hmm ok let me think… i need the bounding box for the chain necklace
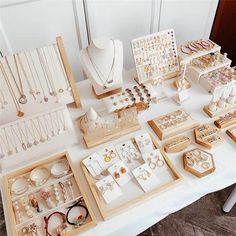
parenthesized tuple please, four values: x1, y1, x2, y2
(0, 61, 24, 117)
(0, 139, 5, 158)
(29, 119, 40, 145)
(0, 89, 8, 109)
(5, 55, 28, 104)
(49, 112, 56, 136)
(53, 44, 72, 92)
(57, 110, 66, 131)
(29, 51, 49, 102)
(16, 53, 36, 100)
(86, 39, 116, 89)
(0, 134, 11, 156)
(48, 46, 64, 93)
(36, 118, 46, 143)
(3, 128, 13, 155)
(10, 125, 19, 153)
(14, 124, 27, 150)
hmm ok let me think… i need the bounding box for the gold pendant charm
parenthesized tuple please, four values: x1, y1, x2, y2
(17, 111, 24, 117)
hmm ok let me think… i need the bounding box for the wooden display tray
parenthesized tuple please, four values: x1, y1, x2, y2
(214, 111, 236, 129)
(80, 134, 183, 220)
(148, 110, 198, 140)
(3, 152, 96, 236)
(226, 126, 236, 142)
(203, 103, 236, 118)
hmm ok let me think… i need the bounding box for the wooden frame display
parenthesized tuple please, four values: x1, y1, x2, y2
(203, 103, 236, 118)
(226, 126, 236, 142)
(148, 109, 198, 140)
(0, 36, 80, 125)
(3, 152, 96, 236)
(214, 110, 236, 129)
(80, 133, 183, 220)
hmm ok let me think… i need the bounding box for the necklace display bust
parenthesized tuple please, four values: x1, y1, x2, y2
(80, 37, 123, 98)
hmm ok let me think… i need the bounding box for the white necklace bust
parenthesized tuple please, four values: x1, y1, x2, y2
(80, 37, 123, 97)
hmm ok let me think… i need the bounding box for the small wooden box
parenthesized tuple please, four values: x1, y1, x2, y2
(81, 134, 183, 220)
(3, 152, 96, 236)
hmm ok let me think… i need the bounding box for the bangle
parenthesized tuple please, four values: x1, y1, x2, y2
(66, 199, 89, 228)
(44, 211, 67, 236)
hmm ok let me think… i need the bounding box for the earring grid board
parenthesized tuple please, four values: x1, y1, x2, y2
(0, 105, 77, 172)
(2, 152, 97, 236)
(80, 132, 183, 220)
(0, 36, 80, 125)
(131, 29, 180, 84)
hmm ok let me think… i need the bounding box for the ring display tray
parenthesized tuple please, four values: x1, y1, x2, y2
(0, 36, 80, 125)
(80, 132, 183, 220)
(226, 126, 236, 142)
(2, 152, 96, 236)
(148, 109, 198, 140)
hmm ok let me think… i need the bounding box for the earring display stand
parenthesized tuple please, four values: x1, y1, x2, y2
(148, 109, 198, 140)
(194, 124, 224, 149)
(80, 132, 182, 220)
(78, 107, 141, 148)
(183, 148, 215, 178)
(0, 106, 77, 171)
(164, 135, 191, 153)
(0, 36, 80, 125)
(131, 29, 180, 84)
(2, 152, 96, 236)
(226, 126, 236, 142)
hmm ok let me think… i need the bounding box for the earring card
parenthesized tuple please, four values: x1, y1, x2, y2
(80, 130, 183, 220)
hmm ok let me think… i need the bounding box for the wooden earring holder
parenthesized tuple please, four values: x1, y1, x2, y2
(194, 124, 224, 149)
(164, 135, 191, 153)
(183, 148, 215, 178)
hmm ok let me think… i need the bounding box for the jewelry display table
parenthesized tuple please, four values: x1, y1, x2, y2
(1, 70, 236, 236)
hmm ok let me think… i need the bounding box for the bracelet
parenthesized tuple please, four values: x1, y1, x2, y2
(44, 211, 67, 236)
(66, 199, 89, 228)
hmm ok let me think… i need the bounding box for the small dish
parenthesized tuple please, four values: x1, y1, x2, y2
(51, 159, 70, 178)
(30, 167, 50, 187)
(10, 176, 29, 195)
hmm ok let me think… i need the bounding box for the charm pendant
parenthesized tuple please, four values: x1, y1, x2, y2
(40, 137, 46, 143)
(22, 143, 27, 150)
(7, 150, 13, 156)
(15, 147, 19, 153)
(58, 88, 64, 93)
(19, 95, 27, 104)
(49, 91, 54, 96)
(33, 140, 39, 146)
(27, 142, 32, 148)
(44, 96, 49, 102)
(103, 86, 107, 89)
(108, 80, 113, 84)
(36, 91, 41, 95)
(29, 89, 36, 100)
(67, 87, 72, 92)
(17, 111, 24, 117)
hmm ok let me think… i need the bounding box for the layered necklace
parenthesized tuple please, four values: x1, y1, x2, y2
(86, 39, 116, 89)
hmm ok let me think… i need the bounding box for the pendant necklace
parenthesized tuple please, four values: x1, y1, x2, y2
(5, 55, 28, 104)
(86, 39, 116, 89)
(0, 61, 24, 117)
(57, 110, 66, 131)
(3, 128, 14, 155)
(16, 53, 36, 100)
(22, 121, 33, 148)
(12, 124, 27, 150)
(29, 119, 40, 145)
(24, 52, 42, 100)
(0, 89, 8, 109)
(37, 48, 54, 97)
(43, 115, 51, 141)
(0, 139, 5, 158)
(48, 46, 64, 93)
(55, 111, 62, 134)
(53, 44, 72, 92)
(0, 134, 11, 156)
(10, 125, 19, 153)
(29, 51, 49, 102)
(49, 112, 56, 136)
(35, 118, 46, 143)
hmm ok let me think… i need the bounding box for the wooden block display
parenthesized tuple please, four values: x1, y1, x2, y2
(194, 124, 224, 149)
(164, 135, 191, 153)
(131, 29, 180, 84)
(183, 148, 215, 178)
(148, 109, 198, 140)
(0, 36, 80, 125)
(203, 103, 236, 118)
(226, 126, 236, 142)
(3, 152, 96, 236)
(80, 132, 183, 220)
(214, 110, 236, 129)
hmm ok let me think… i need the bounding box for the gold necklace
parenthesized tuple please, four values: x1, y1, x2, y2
(0, 61, 24, 117)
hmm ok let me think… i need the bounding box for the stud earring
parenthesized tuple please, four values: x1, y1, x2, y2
(120, 167, 126, 174)
(53, 184, 60, 206)
(20, 197, 35, 218)
(104, 154, 111, 162)
(114, 172, 120, 179)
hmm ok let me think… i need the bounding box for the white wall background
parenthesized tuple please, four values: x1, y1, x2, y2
(0, 0, 219, 81)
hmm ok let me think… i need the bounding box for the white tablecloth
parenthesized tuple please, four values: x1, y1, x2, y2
(2, 70, 236, 236)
